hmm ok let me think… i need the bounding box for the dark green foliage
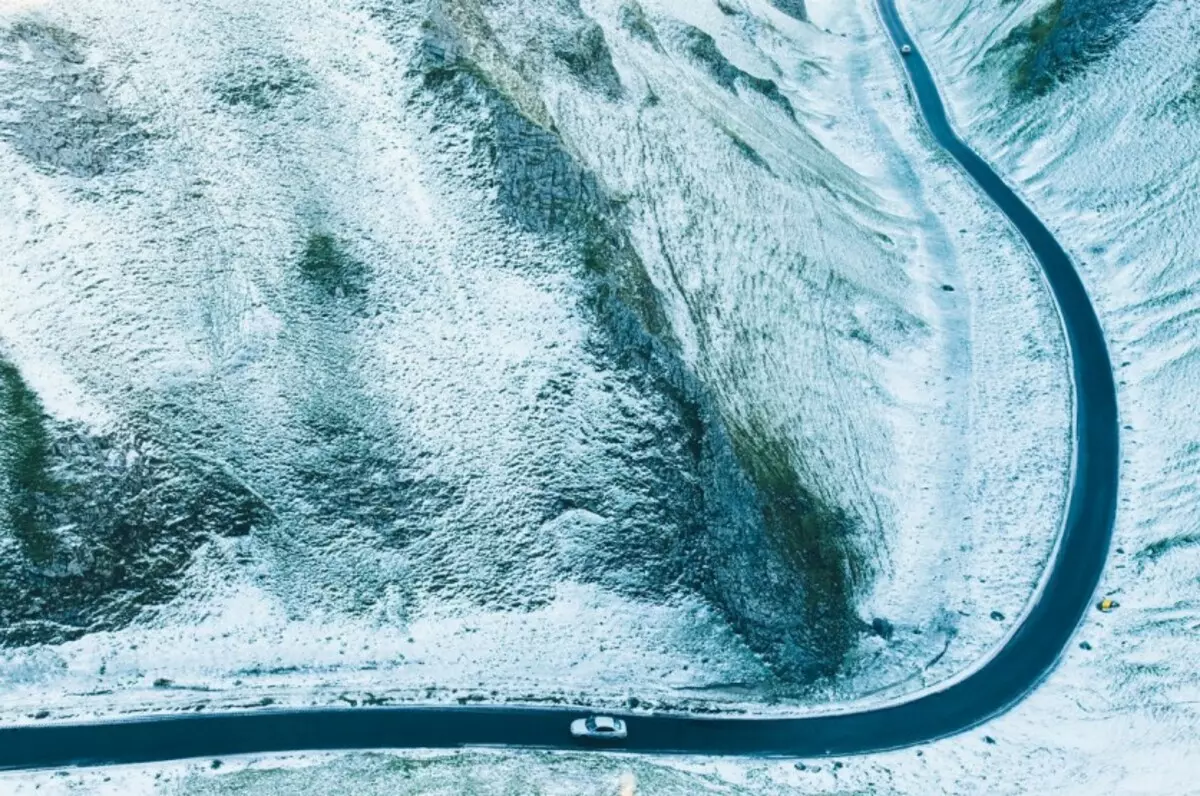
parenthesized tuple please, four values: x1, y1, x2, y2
(994, 0, 1158, 96)
(727, 420, 867, 675)
(1005, 0, 1066, 94)
(299, 233, 368, 299)
(0, 360, 59, 564)
(0, 359, 273, 647)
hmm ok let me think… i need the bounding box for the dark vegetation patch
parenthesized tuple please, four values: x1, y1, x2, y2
(214, 54, 314, 111)
(726, 419, 868, 676)
(724, 129, 770, 171)
(1135, 532, 1200, 566)
(298, 233, 370, 300)
(0, 359, 273, 647)
(991, 0, 1158, 96)
(617, 1, 663, 50)
(1, 359, 59, 565)
(551, 19, 624, 99)
(678, 26, 796, 121)
(0, 21, 150, 177)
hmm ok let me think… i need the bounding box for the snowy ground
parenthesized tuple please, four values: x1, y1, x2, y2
(0, 0, 1069, 745)
(3, 0, 1194, 793)
(890, 0, 1200, 791)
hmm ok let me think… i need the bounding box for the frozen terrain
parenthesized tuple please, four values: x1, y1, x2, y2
(2, 0, 1196, 793)
(0, 0, 1072, 729)
(890, 0, 1200, 790)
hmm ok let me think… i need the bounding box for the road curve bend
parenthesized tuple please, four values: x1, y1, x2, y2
(0, 1, 1119, 771)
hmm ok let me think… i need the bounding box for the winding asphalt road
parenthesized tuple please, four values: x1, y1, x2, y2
(0, 0, 1119, 771)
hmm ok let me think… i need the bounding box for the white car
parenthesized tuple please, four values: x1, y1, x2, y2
(570, 715, 628, 740)
(900, 44, 913, 55)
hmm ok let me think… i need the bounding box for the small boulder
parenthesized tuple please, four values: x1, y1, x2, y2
(871, 617, 895, 640)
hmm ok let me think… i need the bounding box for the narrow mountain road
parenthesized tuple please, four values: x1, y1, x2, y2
(0, 0, 1119, 770)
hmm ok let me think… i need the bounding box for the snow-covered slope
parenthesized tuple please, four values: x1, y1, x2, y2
(879, 0, 1200, 790)
(1, 0, 1068, 720)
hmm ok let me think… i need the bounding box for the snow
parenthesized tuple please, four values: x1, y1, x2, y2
(884, 0, 1200, 790)
(1, 0, 1194, 792)
(1, 0, 1070, 743)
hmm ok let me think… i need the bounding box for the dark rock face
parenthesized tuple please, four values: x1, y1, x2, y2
(417, 27, 867, 679)
(618, 1, 663, 49)
(0, 21, 149, 177)
(551, 17, 624, 99)
(0, 360, 273, 646)
(769, 0, 807, 21)
(214, 53, 314, 111)
(676, 26, 796, 121)
(1002, 0, 1158, 94)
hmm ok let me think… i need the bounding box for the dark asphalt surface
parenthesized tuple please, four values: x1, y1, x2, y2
(0, 0, 1119, 771)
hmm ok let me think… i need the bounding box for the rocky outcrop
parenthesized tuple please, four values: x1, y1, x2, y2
(769, 0, 807, 22)
(0, 360, 273, 646)
(0, 21, 149, 177)
(998, 0, 1159, 95)
(414, 6, 868, 679)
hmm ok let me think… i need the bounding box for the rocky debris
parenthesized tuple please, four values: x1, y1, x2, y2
(0, 359, 273, 646)
(412, 20, 868, 679)
(214, 52, 314, 111)
(0, 21, 150, 177)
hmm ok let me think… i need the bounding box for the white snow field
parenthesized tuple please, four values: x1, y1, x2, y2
(1, 0, 1069, 746)
(2, 0, 1196, 791)
(888, 0, 1200, 791)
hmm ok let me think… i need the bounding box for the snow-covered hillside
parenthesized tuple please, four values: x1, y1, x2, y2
(1, 0, 1068, 723)
(874, 0, 1200, 791)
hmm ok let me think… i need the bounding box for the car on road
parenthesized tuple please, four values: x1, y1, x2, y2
(570, 715, 628, 741)
(901, 44, 913, 55)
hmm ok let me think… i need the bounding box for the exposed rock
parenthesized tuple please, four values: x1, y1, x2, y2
(214, 53, 314, 111)
(0, 21, 150, 177)
(0, 359, 273, 646)
(770, 0, 807, 22)
(995, 0, 1159, 95)
(674, 25, 796, 121)
(415, 29, 867, 678)
(618, 1, 663, 49)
